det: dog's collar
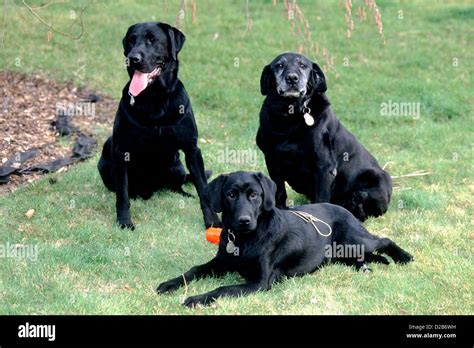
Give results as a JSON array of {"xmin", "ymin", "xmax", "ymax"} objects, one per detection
[{"xmin": 302, "ymin": 98, "xmax": 311, "ymax": 112}]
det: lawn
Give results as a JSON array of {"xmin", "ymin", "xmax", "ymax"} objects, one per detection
[{"xmin": 0, "ymin": 0, "xmax": 472, "ymax": 314}]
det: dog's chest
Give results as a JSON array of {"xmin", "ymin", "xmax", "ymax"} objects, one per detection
[
  {"xmin": 275, "ymin": 134, "xmax": 314, "ymax": 167},
  {"xmin": 220, "ymin": 243, "xmax": 262, "ymax": 281},
  {"xmin": 124, "ymin": 124, "xmax": 180, "ymax": 152},
  {"xmin": 143, "ymin": 126, "xmax": 177, "ymax": 145},
  {"xmin": 267, "ymin": 125, "xmax": 333, "ymax": 171},
  {"xmin": 235, "ymin": 259, "xmax": 261, "ymax": 281}
]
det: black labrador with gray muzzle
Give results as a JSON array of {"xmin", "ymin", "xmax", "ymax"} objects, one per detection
[
  {"xmin": 157, "ymin": 171, "xmax": 412, "ymax": 307},
  {"xmin": 257, "ymin": 53, "xmax": 392, "ymax": 221},
  {"xmin": 98, "ymin": 22, "xmax": 220, "ymax": 230}
]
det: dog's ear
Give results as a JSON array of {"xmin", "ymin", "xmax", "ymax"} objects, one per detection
[
  {"xmin": 122, "ymin": 24, "xmax": 136, "ymax": 56},
  {"xmin": 254, "ymin": 172, "xmax": 276, "ymax": 212},
  {"xmin": 203, "ymin": 174, "xmax": 228, "ymax": 213},
  {"xmin": 309, "ymin": 62, "xmax": 327, "ymax": 94},
  {"xmin": 260, "ymin": 64, "xmax": 274, "ymax": 96},
  {"xmin": 122, "ymin": 36, "xmax": 127, "ymax": 55},
  {"xmin": 158, "ymin": 22, "xmax": 185, "ymax": 61}
]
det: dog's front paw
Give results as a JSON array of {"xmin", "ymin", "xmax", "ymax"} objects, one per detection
[
  {"xmin": 206, "ymin": 220, "xmax": 223, "ymax": 229},
  {"xmin": 205, "ymin": 214, "xmax": 223, "ymax": 229},
  {"xmin": 183, "ymin": 294, "xmax": 214, "ymax": 308},
  {"xmin": 118, "ymin": 219, "xmax": 135, "ymax": 230},
  {"xmin": 156, "ymin": 280, "xmax": 182, "ymax": 294}
]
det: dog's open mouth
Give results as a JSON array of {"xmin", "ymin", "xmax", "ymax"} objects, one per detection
[{"xmin": 128, "ymin": 63, "xmax": 163, "ymax": 97}]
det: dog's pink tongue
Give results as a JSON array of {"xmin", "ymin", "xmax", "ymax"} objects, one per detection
[{"xmin": 129, "ymin": 71, "xmax": 148, "ymax": 97}]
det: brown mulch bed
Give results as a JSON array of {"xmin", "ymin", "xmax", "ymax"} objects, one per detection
[{"xmin": 0, "ymin": 71, "xmax": 116, "ymax": 195}]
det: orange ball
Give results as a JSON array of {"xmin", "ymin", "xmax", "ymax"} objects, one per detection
[{"xmin": 205, "ymin": 227, "xmax": 222, "ymax": 244}]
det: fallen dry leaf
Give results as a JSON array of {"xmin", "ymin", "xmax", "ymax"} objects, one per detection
[
  {"xmin": 25, "ymin": 209, "xmax": 35, "ymax": 219},
  {"xmin": 199, "ymin": 138, "xmax": 213, "ymax": 144}
]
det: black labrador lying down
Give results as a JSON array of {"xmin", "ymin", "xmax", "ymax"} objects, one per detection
[
  {"xmin": 157, "ymin": 171, "xmax": 412, "ymax": 307},
  {"xmin": 98, "ymin": 22, "xmax": 220, "ymax": 230},
  {"xmin": 257, "ymin": 53, "xmax": 392, "ymax": 221}
]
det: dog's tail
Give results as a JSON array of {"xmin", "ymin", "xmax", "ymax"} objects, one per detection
[{"xmin": 184, "ymin": 170, "xmax": 213, "ymax": 184}]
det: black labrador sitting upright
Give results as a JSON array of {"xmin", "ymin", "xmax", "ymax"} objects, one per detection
[
  {"xmin": 98, "ymin": 22, "xmax": 220, "ymax": 229},
  {"xmin": 157, "ymin": 171, "xmax": 412, "ymax": 307},
  {"xmin": 257, "ymin": 53, "xmax": 392, "ymax": 221}
]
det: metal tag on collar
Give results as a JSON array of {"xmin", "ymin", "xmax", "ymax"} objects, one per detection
[
  {"xmin": 226, "ymin": 241, "xmax": 236, "ymax": 254},
  {"xmin": 303, "ymin": 111, "xmax": 314, "ymax": 126},
  {"xmin": 128, "ymin": 92, "xmax": 135, "ymax": 106},
  {"xmin": 226, "ymin": 230, "xmax": 240, "ymax": 256},
  {"xmin": 302, "ymin": 100, "xmax": 314, "ymax": 126}
]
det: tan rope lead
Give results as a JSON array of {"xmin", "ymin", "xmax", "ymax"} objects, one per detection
[{"xmin": 290, "ymin": 210, "xmax": 333, "ymax": 237}]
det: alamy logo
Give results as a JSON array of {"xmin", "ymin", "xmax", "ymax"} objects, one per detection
[
  {"xmin": 380, "ymin": 100, "xmax": 420, "ymax": 119},
  {"xmin": 324, "ymin": 242, "xmax": 365, "ymax": 261},
  {"xmin": 0, "ymin": 242, "xmax": 38, "ymax": 261},
  {"xmin": 217, "ymin": 147, "xmax": 258, "ymax": 167},
  {"xmin": 56, "ymin": 101, "xmax": 95, "ymax": 117},
  {"xmin": 18, "ymin": 322, "xmax": 56, "ymax": 341}
]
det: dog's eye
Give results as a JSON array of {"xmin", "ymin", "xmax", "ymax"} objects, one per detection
[
  {"xmin": 299, "ymin": 62, "xmax": 307, "ymax": 69},
  {"xmin": 146, "ymin": 37, "xmax": 155, "ymax": 45},
  {"xmin": 249, "ymin": 192, "xmax": 258, "ymax": 200},
  {"xmin": 227, "ymin": 192, "xmax": 236, "ymax": 199},
  {"xmin": 276, "ymin": 63, "xmax": 284, "ymax": 69}
]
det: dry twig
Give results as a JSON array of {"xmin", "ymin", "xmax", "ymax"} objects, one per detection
[{"xmin": 18, "ymin": 0, "xmax": 89, "ymax": 41}]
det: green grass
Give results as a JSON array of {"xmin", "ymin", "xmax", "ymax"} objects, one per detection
[{"xmin": 0, "ymin": 0, "xmax": 473, "ymax": 314}]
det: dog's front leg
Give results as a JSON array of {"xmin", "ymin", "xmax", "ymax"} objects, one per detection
[
  {"xmin": 183, "ymin": 144, "xmax": 221, "ymax": 228},
  {"xmin": 312, "ymin": 168, "xmax": 335, "ymax": 203},
  {"xmin": 115, "ymin": 163, "xmax": 134, "ymax": 230},
  {"xmin": 157, "ymin": 257, "xmax": 228, "ymax": 294},
  {"xmin": 312, "ymin": 136, "xmax": 337, "ymax": 203},
  {"xmin": 183, "ymin": 260, "xmax": 274, "ymax": 307},
  {"xmin": 264, "ymin": 154, "xmax": 287, "ymax": 208},
  {"xmin": 183, "ymin": 281, "xmax": 267, "ymax": 308},
  {"xmin": 274, "ymin": 181, "xmax": 288, "ymax": 209}
]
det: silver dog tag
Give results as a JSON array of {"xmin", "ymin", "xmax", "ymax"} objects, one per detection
[
  {"xmin": 226, "ymin": 241, "xmax": 236, "ymax": 254},
  {"xmin": 303, "ymin": 112, "xmax": 314, "ymax": 126},
  {"xmin": 226, "ymin": 230, "xmax": 239, "ymax": 256},
  {"xmin": 128, "ymin": 91, "xmax": 135, "ymax": 106}
]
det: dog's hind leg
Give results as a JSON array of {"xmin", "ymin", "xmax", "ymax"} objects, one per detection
[
  {"xmin": 164, "ymin": 162, "xmax": 196, "ymax": 198},
  {"xmin": 353, "ymin": 260, "xmax": 372, "ymax": 273},
  {"xmin": 158, "ymin": 157, "xmax": 187, "ymax": 190},
  {"xmin": 184, "ymin": 170, "xmax": 212, "ymax": 184},
  {"xmin": 340, "ymin": 223, "xmax": 408, "ymax": 265},
  {"xmin": 365, "ymin": 253, "xmax": 390, "ymax": 265},
  {"xmin": 375, "ymin": 238, "xmax": 414, "ymax": 264},
  {"xmin": 98, "ymin": 136, "xmax": 116, "ymax": 192}
]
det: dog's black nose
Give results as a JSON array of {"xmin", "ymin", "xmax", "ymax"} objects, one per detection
[
  {"xmin": 238, "ymin": 215, "xmax": 251, "ymax": 226},
  {"xmin": 286, "ymin": 73, "xmax": 299, "ymax": 84},
  {"xmin": 128, "ymin": 53, "xmax": 142, "ymax": 65}
]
